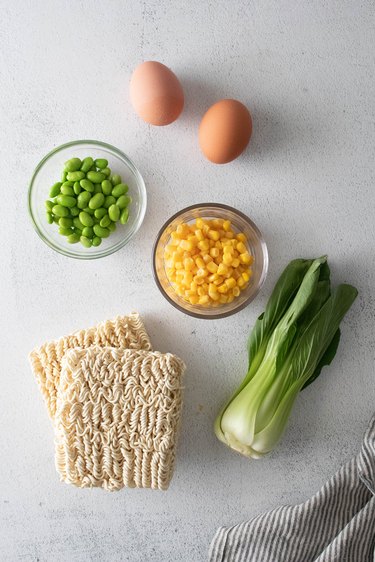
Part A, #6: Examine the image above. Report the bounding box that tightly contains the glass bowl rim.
[28,139,147,260]
[152,202,269,319]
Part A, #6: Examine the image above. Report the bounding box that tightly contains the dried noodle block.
[55,346,185,491]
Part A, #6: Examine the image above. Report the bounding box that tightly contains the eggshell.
[129,61,184,126]
[199,99,252,164]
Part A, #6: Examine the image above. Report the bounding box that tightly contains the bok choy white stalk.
[215,256,357,458]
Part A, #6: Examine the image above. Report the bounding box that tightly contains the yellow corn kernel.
[202,223,210,234]
[226,277,236,289]
[223,220,231,232]
[208,229,220,241]
[198,240,210,252]
[232,269,240,280]
[202,253,213,264]
[236,241,247,254]
[211,219,223,228]
[217,283,228,294]
[217,263,228,276]
[196,218,205,229]
[223,244,233,254]
[219,294,228,304]
[237,276,245,288]
[177,223,189,236]
[208,274,216,283]
[189,295,199,305]
[196,268,207,278]
[183,257,194,271]
[227,294,235,303]
[175,261,183,270]
[236,233,247,243]
[233,286,240,297]
[242,271,251,282]
[195,256,205,268]
[183,271,193,285]
[225,231,234,239]
[240,252,253,265]
[195,276,205,286]
[214,256,222,265]
[206,261,218,274]
[195,229,204,241]
[213,276,224,285]
[231,258,240,268]
[208,284,219,301]
[179,239,192,251]
[215,240,222,250]
[198,295,209,305]
[197,286,206,296]
[210,247,220,258]
[223,254,233,265]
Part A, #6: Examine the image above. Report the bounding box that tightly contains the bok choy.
[214,256,357,458]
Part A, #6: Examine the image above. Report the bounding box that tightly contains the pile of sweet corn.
[164,218,253,306]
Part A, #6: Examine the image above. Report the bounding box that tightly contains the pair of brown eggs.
[130,61,252,165]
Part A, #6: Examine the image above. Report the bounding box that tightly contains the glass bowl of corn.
[152,203,268,319]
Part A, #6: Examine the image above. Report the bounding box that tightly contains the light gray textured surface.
[1,1,374,561]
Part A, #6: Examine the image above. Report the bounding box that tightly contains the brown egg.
[199,99,252,164]
[129,61,184,126]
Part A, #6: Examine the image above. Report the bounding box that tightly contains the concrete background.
[1,1,374,560]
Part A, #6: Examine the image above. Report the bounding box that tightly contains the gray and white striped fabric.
[209,415,375,562]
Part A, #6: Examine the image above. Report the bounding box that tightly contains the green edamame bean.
[46,212,53,224]
[61,171,67,182]
[111,174,121,186]
[64,158,82,172]
[93,224,110,238]
[100,214,111,228]
[73,181,81,195]
[87,171,106,183]
[45,200,54,211]
[112,183,128,198]
[101,180,112,195]
[79,211,94,227]
[120,208,129,224]
[60,185,75,196]
[67,233,80,244]
[108,204,120,222]
[80,157,94,173]
[59,217,73,228]
[59,227,73,236]
[52,204,69,218]
[94,207,107,219]
[95,158,108,169]
[116,195,131,209]
[53,215,60,224]
[67,171,85,182]
[62,181,74,187]
[83,206,95,215]
[92,236,102,247]
[93,183,102,194]
[73,217,85,230]
[80,179,94,193]
[108,221,116,232]
[82,226,94,238]
[77,191,91,209]
[89,193,105,210]
[104,195,116,208]
[80,236,92,248]
[101,167,111,177]
[70,206,80,216]
[49,182,62,198]
[56,195,77,208]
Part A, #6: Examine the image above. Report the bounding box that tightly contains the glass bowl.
[152,203,268,319]
[28,140,147,259]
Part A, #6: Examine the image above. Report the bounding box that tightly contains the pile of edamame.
[45,157,131,248]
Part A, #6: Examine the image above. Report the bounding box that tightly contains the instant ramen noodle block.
[55,346,185,491]
[29,314,152,419]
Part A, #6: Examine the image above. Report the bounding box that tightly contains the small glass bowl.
[152,203,268,319]
[28,140,147,259]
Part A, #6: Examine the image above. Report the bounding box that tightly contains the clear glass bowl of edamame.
[28,140,147,259]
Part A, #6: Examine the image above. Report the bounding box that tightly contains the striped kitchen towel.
[209,415,375,562]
